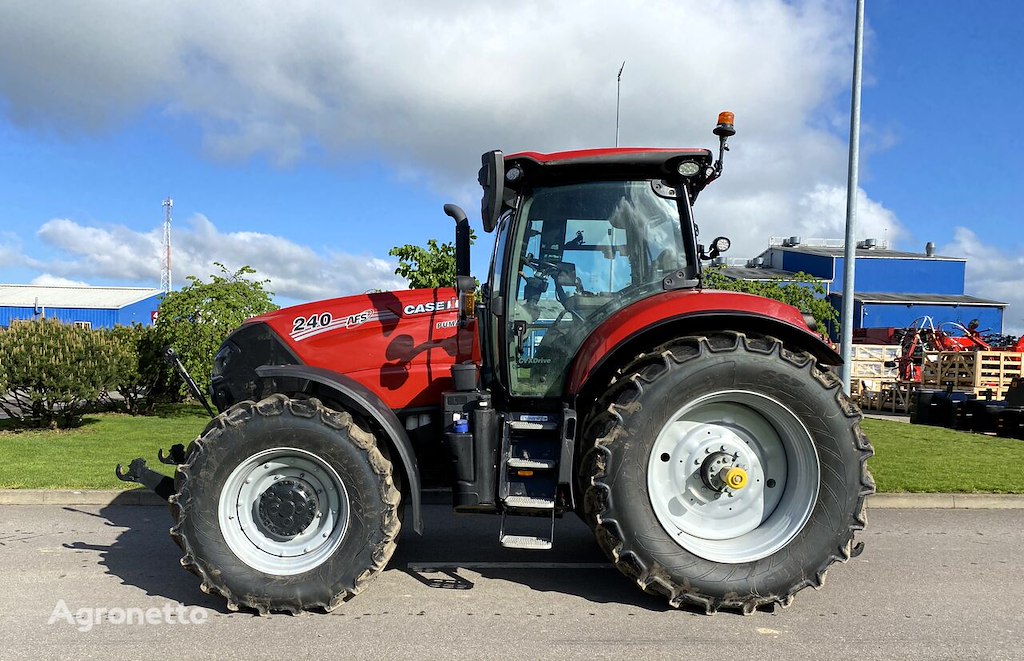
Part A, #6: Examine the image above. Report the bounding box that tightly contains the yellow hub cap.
[724,467,749,491]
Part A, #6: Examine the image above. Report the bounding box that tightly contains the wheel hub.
[700,451,746,492]
[219,448,350,576]
[258,479,320,538]
[646,391,820,564]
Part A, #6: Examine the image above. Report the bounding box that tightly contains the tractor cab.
[468,118,735,402]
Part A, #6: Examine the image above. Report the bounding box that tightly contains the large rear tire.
[170,394,400,614]
[580,332,873,613]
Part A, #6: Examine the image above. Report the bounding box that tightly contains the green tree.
[155,264,278,398]
[701,266,839,336]
[389,232,475,289]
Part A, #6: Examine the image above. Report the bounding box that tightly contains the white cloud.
[30,274,91,287]
[941,228,1024,336]
[30,214,405,301]
[0,0,902,250]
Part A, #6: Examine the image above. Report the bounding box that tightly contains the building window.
[73,321,92,330]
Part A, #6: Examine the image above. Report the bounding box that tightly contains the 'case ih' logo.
[403,298,458,315]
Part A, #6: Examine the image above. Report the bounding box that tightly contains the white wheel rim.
[647,390,820,564]
[218,447,350,576]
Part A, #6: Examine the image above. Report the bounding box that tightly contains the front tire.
[581,332,873,613]
[170,394,401,614]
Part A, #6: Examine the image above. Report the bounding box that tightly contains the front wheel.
[170,394,401,614]
[581,332,873,613]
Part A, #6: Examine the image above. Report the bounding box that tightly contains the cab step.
[499,534,553,550]
[504,495,555,510]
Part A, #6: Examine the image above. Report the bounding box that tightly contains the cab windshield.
[505,180,688,397]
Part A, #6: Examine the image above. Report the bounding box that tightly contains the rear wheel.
[581,332,873,613]
[170,394,400,614]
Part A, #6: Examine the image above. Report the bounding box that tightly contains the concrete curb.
[0,489,166,506]
[867,493,1024,509]
[1,489,1023,509]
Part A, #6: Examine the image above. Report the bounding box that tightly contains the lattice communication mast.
[161,197,173,293]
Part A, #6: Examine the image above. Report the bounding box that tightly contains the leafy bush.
[701,266,839,337]
[0,319,127,427]
[155,263,277,398]
[101,324,179,415]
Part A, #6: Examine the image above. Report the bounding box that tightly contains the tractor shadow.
[60,495,732,616]
[61,495,231,614]
[390,501,709,614]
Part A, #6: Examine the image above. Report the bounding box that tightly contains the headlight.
[212,343,238,378]
[677,161,701,177]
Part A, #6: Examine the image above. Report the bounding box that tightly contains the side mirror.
[478,150,504,233]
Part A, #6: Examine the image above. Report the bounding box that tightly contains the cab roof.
[506,147,712,168]
[503,147,715,191]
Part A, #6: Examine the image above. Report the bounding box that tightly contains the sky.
[0,0,1021,333]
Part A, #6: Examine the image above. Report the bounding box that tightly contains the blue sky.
[1,1,1021,332]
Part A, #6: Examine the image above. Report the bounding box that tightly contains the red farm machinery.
[118,114,873,614]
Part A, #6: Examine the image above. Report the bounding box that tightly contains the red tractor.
[119,114,873,614]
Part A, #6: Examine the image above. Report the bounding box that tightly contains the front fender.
[255,364,423,535]
[567,290,838,395]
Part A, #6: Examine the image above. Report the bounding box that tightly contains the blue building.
[0,285,163,329]
[718,238,1006,338]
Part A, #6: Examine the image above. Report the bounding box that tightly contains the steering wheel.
[520,255,587,321]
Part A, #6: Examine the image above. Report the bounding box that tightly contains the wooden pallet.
[849,344,900,383]
[877,381,916,413]
[921,351,1023,400]
[851,344,901,362]
[857,378,903,412]
[850,360,898,379]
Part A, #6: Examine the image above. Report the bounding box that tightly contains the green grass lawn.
[1,407,1021,493]
[0,406,210,490]
[863,418,1024,494]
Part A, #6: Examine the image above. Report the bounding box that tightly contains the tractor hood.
[225,287,473,410]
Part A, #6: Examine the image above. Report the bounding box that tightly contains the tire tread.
[580,331,874,614]
[169,394,400,615]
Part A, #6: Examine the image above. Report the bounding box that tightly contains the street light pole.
[840,0,865,395]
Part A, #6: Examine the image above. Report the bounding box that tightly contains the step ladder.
[497,412,569,550]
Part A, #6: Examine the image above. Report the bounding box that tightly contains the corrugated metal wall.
[0,294,162,329]
[2,307,117,329]
[833,257,965,294]
[117,295,162,326]
[781,251,834,280]
[860,303,1003,332]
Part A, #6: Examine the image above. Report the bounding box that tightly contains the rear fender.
[255,364,423,534]
[568,291,840,400]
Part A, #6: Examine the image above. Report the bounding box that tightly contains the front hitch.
[115,458,176,501]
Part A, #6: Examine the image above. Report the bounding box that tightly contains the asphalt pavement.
[0,503,1021,660]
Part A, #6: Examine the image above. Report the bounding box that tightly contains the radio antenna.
[615,61,625,147]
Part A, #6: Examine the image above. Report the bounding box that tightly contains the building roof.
[770,245,964,261]
[716,266,830,282]
[830,291,1007,307]
[0,285,163,310]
